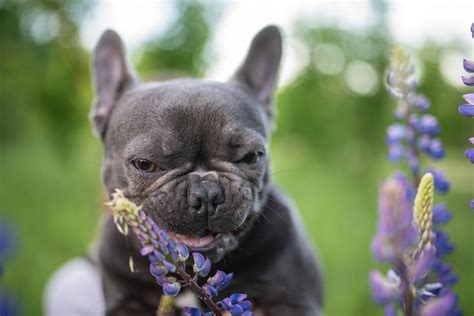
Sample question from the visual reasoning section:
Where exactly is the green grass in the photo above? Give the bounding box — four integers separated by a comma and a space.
1, 136, 473, 315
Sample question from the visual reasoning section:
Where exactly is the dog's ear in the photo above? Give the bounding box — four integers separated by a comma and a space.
90, 30, 138, 138
232, 25, 282, 117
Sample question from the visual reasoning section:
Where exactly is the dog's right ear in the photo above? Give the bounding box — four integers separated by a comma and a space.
90, 30, 138, 139
231, 25, 282, 118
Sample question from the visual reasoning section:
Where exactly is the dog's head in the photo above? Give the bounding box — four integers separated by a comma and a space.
90, 26, 282, 260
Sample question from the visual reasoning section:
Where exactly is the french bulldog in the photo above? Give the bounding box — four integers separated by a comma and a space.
91, 25, 323, 316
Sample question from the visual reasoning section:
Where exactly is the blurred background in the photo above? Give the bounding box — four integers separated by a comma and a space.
0, 0, 473, 315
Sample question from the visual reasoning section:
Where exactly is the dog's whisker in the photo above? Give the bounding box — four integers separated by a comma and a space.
262, 204, 289, 224
258, 211, 271, 224
268, 168, 298, 176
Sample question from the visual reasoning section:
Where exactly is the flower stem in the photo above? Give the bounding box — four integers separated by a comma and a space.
404, 289, 415, 316
175, 265, 223, 316
398, 263, 414, 316
401, 280, 414, 316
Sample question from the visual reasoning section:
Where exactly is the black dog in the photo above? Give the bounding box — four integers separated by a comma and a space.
91, 25, 323, 315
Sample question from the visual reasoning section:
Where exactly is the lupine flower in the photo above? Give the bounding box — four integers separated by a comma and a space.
371, 46, 461, 315
369, 270, 400, 305
385, 46, 447, 180
0, 221, 19, 316
432, 203, 453, 225
419, 289, 458, 316
371, 174, 446, 315
220, 293, 253, 316
184, 306, 214, 316
108, 190, 254, 316
0, 223, 14, 277
459, 23, 474, 209
412, 173, 435, 257
425, 167, 450, 194
372, 172, 416, 264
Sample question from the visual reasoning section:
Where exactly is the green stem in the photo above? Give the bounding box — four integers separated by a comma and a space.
398, 264, 414, 316
175, 266, 223, 316
404, 288, 415, 316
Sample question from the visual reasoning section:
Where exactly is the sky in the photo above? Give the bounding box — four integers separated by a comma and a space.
79, 0, 474, 86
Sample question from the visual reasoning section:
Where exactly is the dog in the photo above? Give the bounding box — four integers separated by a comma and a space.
91, 25, 323, 316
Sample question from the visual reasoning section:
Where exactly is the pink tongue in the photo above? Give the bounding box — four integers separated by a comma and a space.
174, 233, 215, 248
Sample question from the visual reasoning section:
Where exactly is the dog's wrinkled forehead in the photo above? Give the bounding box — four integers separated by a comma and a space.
105, 80, 268, 157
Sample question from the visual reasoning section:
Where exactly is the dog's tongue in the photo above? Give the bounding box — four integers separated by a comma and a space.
171, 232, 215, 248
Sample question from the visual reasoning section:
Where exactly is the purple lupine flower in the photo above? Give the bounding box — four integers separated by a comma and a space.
388, 143, 405, 162
184, 307, 214, 316
433, 261, 458, 287
220, 293, 253, 316
465, 147, 474, 163
369, 270, 399, 305
419, 290, 458, 316
371, 173, 442, 314
459, 91, 474, 116
427, 139, 445, 160
433, 231, 454, 257
0, 222, 17, 277
407, 93, 431, 112
459, 23, 474, 209
386, 124, 407, 144
462, 75, 474, 86
108, 190, 253, 316
416, 115, 440, 137
384, 304, 397, 316
0, 221, 20, 316
372, 173, 417, 264
371, 46, 461, 315
208, 270, 234, 291
432, 203, 452, 225
0, 293, 20, 316
385, 46, 447, 181
425, 167, 450, 194
418, 282, 442, 301
162, 280, 181, 297
409, 243, 436, 285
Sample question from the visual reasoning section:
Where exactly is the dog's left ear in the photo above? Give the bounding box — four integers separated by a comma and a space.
232, 25, 282, 117
90, 30, 139, 139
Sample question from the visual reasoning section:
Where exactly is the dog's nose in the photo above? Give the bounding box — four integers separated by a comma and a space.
187, 174, 224, 216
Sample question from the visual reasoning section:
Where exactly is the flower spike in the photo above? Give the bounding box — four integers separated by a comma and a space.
371, 46, 461, 315
108, 189, 254, 315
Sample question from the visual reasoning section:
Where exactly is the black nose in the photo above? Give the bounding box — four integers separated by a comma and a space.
187, 174, 224, 216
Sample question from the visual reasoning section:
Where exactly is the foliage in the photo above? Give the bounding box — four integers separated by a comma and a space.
137, 1, 222, 78
0, 0, 93, 151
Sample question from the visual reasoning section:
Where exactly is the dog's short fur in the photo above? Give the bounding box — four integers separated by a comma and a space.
91, 26, 323, 316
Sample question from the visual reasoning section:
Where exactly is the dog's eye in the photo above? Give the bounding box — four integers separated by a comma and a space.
239, 151, 264, 164
132, 158, 157, 173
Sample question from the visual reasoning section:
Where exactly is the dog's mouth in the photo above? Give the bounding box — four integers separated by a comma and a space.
164, 214, 257, 257
167, 230, 223, 251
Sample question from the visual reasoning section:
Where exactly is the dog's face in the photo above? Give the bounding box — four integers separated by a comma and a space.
91, 27, 282, 260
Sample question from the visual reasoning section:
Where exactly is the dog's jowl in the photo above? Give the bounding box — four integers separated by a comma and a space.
91, 26, 323, 316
